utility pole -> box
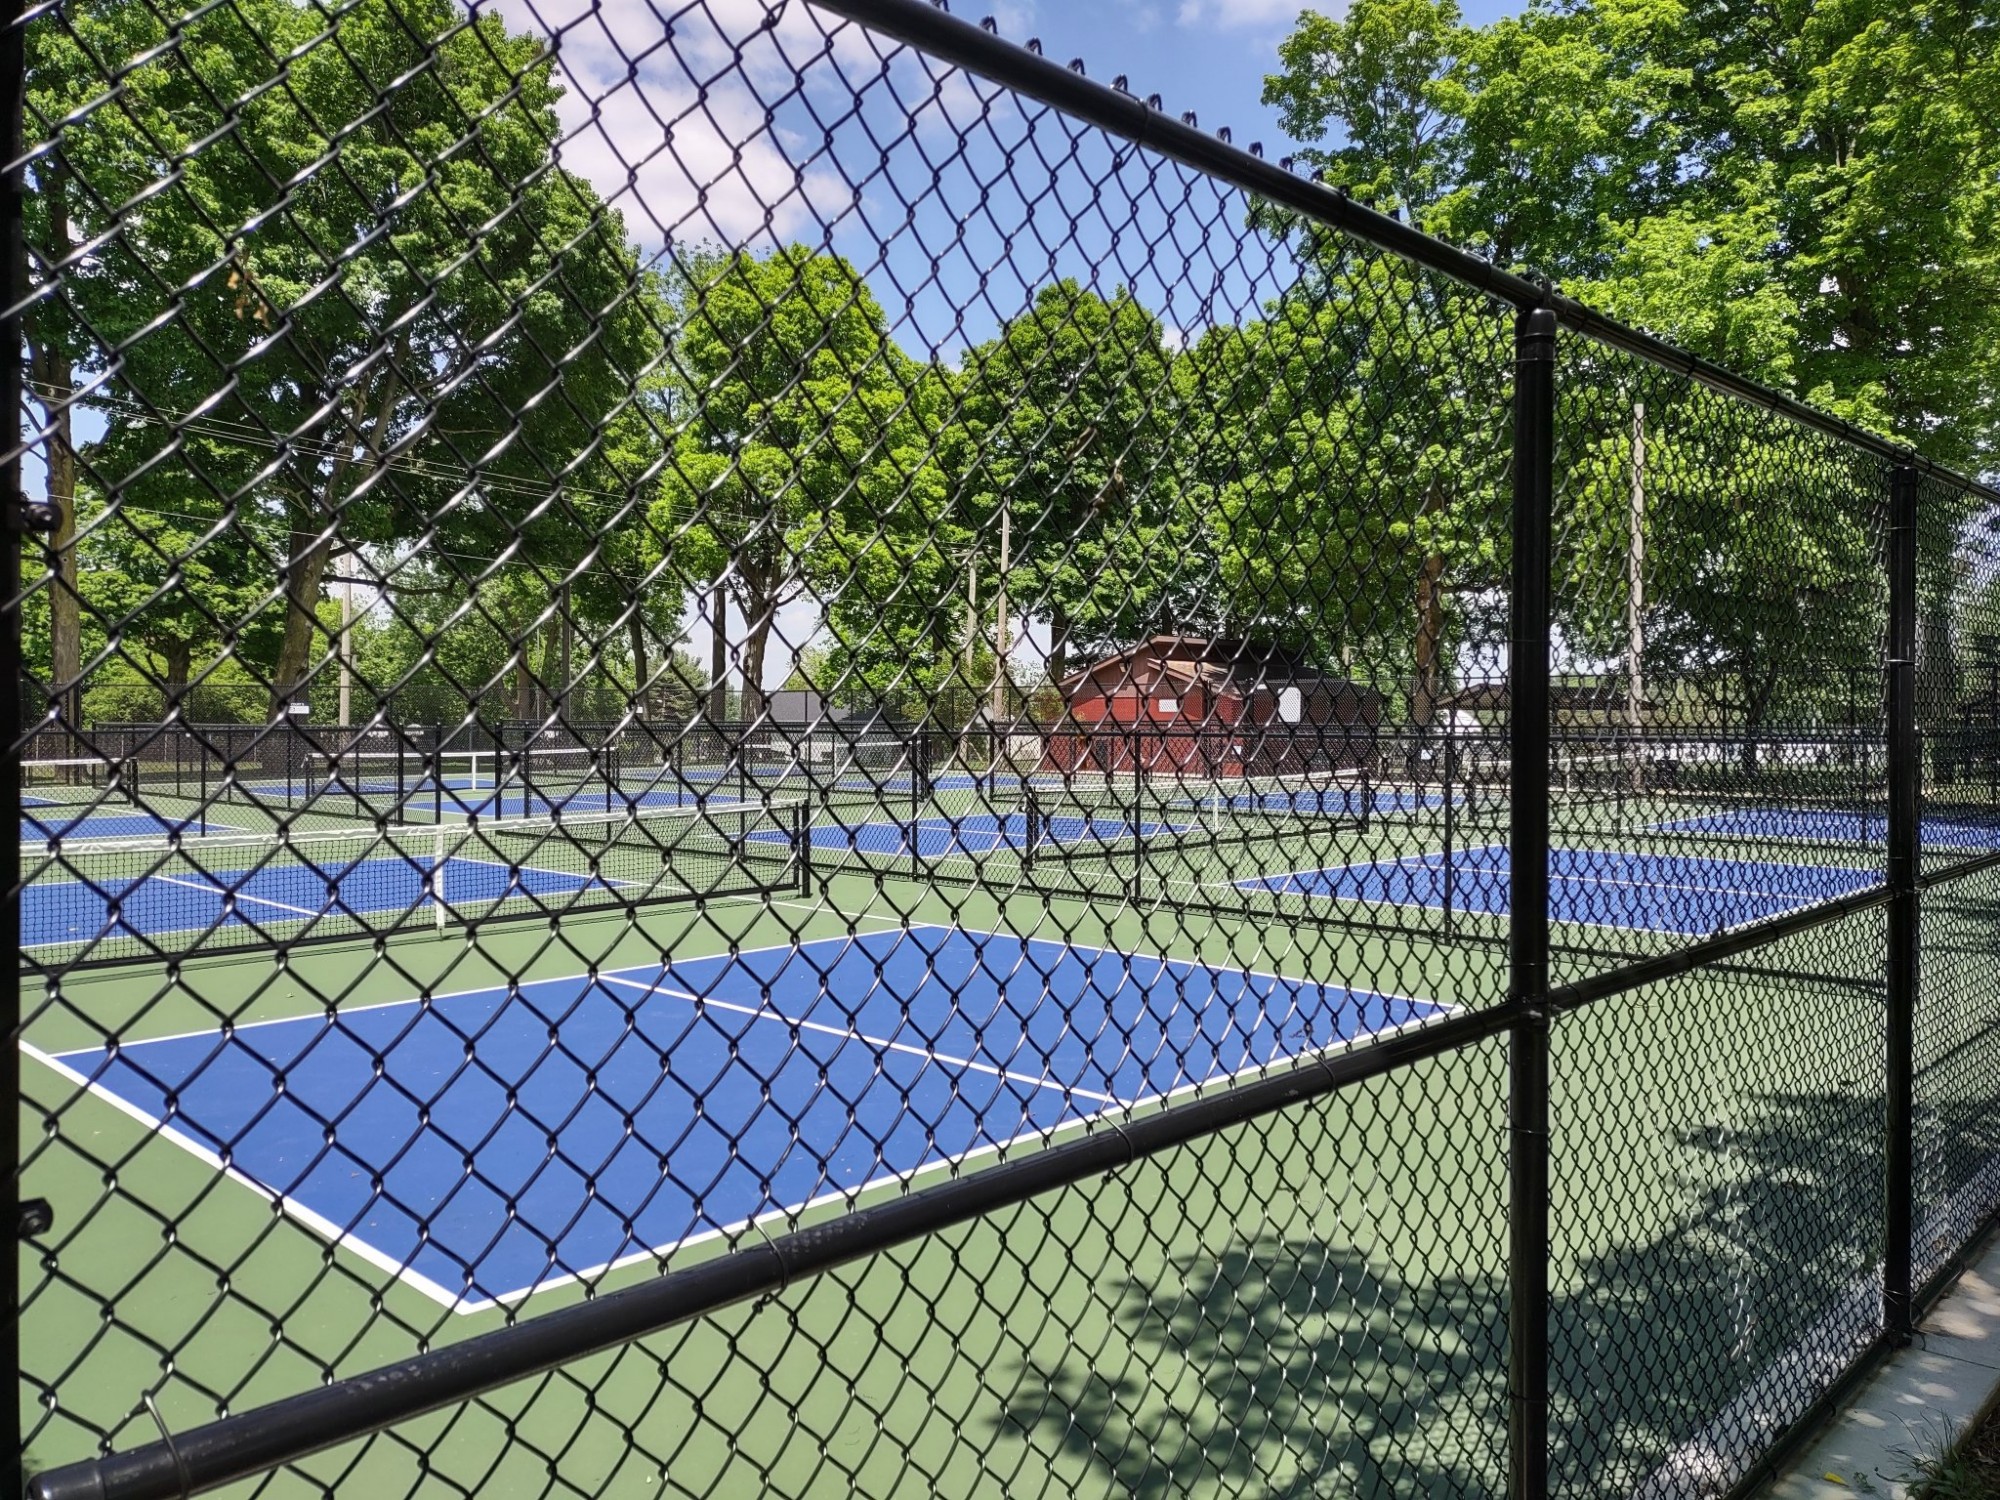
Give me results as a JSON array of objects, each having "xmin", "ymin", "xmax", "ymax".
[
  {"xmin": 339, "ymin": 569, "xmax": 354, "ymax": 727},
  {"xmin": 1628, "ymin": 401, "xmax": 1646, "ymax": 791},
  {"xmin": 991, "ymin": 497, "xmax": 1011, "ymax": 724},
  {"xmin": 964, "ymin": 557, "xmax": 978, "ymax": 672}
]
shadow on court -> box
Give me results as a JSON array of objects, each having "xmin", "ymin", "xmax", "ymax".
[{"xmin": 989, "ymin": 1077, "xmax": 2000, "ymax": 1500}]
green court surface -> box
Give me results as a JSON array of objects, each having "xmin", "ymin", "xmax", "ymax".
[{"xmin": 20, "ymin": 781, "xmax": 2000, "ymax": 1496}]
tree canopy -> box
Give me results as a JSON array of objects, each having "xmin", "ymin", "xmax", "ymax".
[
  {"xmin": 23, "ymin": 0, "xmax": 1992, "ymax": 744},
  {"xmin": 1265, "ymin": 0, "xmax": 2000, "ymax": 468}
]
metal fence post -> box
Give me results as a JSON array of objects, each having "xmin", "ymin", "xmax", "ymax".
[
  {"xmin": 1884, "ymin": 464, "xmax": 1920, "ymax": 1344},
  {"xmin": 0, "ymin": 0, "xmax": 31, "ymax": 1483},
  {"xmin": 1509, "ymin": 304, "xmax": 1558, "ymax": 1500}
]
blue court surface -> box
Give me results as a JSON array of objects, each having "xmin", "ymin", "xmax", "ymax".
[
  {"xmin": 41, "ymin": 927, "xmax": 1446, "ymax": 1307},
  {"xmin": 1657, "ymin": 806, "xmax": 2000, "ymax": 850},
  {"xmin": 789, "ymin": 811, "xmax": 1187, "ymax": 858},
  {"xmin": 1242, "ymin": 845, "xmax": 1882, "ymax": 936},
  {"xmin": 22, "ymin": 811, "xmax": 241, "ymax": 842},
  {"xmin": 23, "ymin": 854, "xmax": 614, "ymax": 950},
  {"xmin": 1199, "ymin": 785, "xmax": 1449, "ymax": 818}
]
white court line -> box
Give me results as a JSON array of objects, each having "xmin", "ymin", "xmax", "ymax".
[
  {"xmin": 595, "ymin": 972, "xmax": 1120, "ymax": 1106},
  {"xmin": 34, "ymin": 921, "xmax": 1449, "ymax": 1313},
  {"xmin": 46, "ymin": 923, "xmax": 900, "ymax": 1057},
  {"xmin": 143, "ymin": 871, "xmax": 330, "ymax": 923},
  {"xmin": 22, "ymin": 1041, "xmax": 470, "ymax": 1311},
  {"xmin": 1236, "ymin": 845, "xmax": 1876, "ymax": 906}
]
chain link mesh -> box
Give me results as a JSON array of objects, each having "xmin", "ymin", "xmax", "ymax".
[{"xmin": 5, "ymin": 1, "xmax": 1995, "ymax": 1497}]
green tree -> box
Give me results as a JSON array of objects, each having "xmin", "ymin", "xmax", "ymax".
[
  {"xmin": 1264, "ymin": 0, "xmax": 2000, "ymax": 467},
  {"xmin": 72, "ymin": 493, "xmax": 283, "ymax": 705},
  {"xmin": 1552, "ymin": 376, "xmax": 1885, "ymax": 743},
  {"xmin": 1174, "ymin": 246, "xmax": 1512, "ymax": 717},
  {"xmin": 29, "ymin": 0, "xmax": 663, "ymax": 723},
  {"xmin": 950, "ymin": 282, "xmax": 1186, "ymax": 685},
  {"xmin": 652, "ymin": 245, "xmax": 940, "ymax": 721},
  {"xmin": 815, "ymin": 361, "xmax": 981, "ymax": 722}
]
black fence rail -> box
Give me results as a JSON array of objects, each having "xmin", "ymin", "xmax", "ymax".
[{"xmin": 6, "ymin": 2, "xmax": 1998, "ymax": 1498}]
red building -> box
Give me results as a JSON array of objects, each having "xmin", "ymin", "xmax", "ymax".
[{"xmin": 1043, "ymin": 635, "xmax": 1380, "ymax": 779}]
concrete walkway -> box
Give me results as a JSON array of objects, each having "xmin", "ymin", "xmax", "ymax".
[{"xmin": 1763, "ymin": 1228, "xmax": 2000, "ymax": 1499}]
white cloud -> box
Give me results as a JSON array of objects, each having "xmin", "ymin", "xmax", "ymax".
[
  {"xmin": 988, "ymin": 0, "xmax": 1037, "ymax": 37},
  {"xmin": 1174, "ymin": 0, "xmax": 1307, "ymax": 29},
  {"xmin": 486, "ymin": 1, "xmax": 875, "ymax": 246},
  {"xmin": 480, "ymin": 0, "xmax": 1023, "ymax": 249},
  {"xmin": 555, "ymin": 80, "xmax": 857, "ymax": 249}
]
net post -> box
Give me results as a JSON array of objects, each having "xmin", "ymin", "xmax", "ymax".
[
  {"xmin": 433, "ymin": 822, "xmax": 448, "ymax": 933},
  {"xmin": 1508, "ymin": 303, "xmax": 1557, "ymax": 1500},
  {"xmin": 1441, "ymin": 714, "xmax": 1456, "ymax": 939},
  {"xmin": 795, "ymin": 800, "xmax": 812, "ymax": 900},
  {"xmin": 396, "ymin": 730, "xmax": 410, "ymax": 822},
  {"xmin": 1884, "ymin": 463, "xmax": 1919, "ymax": 1345}
]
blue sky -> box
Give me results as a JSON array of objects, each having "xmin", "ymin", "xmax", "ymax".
[{"xmin": 971, "ymin": 0, "xmax": 1522, "ymax": 158}]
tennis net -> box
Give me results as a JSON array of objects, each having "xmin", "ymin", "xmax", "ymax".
[
  {"xmin": 23, "ymin": 799, "xmax": 808, "ymax": 969},
  {"xmin": 1458, "ymin": 747, "xmax": 1635, "ymax": 823},
  {"xmin": 198, "ymin": 744, "xmax": 628, "ymax": 818},
  {"xmin": 1003, "ymin": 768, "xmax": 1380, "ymax": 863},
  {"xmin": 21, "ymin": 756, "xmax": 141, "ymax": 810}
]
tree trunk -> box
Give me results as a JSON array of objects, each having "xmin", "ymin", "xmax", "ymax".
[
  {"xmin": 270, "ymin": 526, "xmax": 337, "ymax": 716},
  {"xmin": 536, "ymin": 610, "xmax": 564, "ymax": 725},
  {"xmin": 1741, "ymin": 659, "xmax": 1781, "ymax": 770},
  {"xmin": 556, "ymin": 585, "xmax": 573, "ymax": 723},
  {"xmin": 161, "ymin": 639, "xmax": 193, "ymax": 706},
  {"xmin": 1413, "ymin": 555, "xmax": 1445, "ymax": 727},
  {"xmin": 627, "ymin": 610, "xmax": 650, "ymax": 719},
  {"xmin": 1412, "ymin": 485, "xmax": 1448, "ymax": 729},
  {"xmin": 268, "ymin": 360, "xmax": 404, "ymax": 717},
  {"xmin": 38, "ymin": 366, "xmax": 80, "ymax": 731},
  {"xmin": 1049, "ymin": 605, "xmax": 1070, "ymax": 689},
  {"xmin": 25, "ymin": 163, "xmax": 80, "ymax": 731},
  {"xmin": 707, "ymin": 582, "xmax": 730, "ymax": 725},
  {"xmin": 739, "ymin": 583, "xmax": 772, "ymax": 725},
  {"xmin": 504, "ymin": 594, "xmax": 536, "ymax": 721}
]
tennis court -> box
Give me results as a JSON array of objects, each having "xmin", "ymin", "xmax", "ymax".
[
  {"xmin": 22, "ymin": 809, "xmax": 241, "ymax": 841},
  {"xmin": 32, "ymin": 926, "xmax": 1447, "ymax": 1308},
  {"xmin": 1242, "ymin": 845, "xmax": 1883, "ymax": 935},
  {"xmin": 22, "ymin": 851, "xmax": 618, "ymax": 951},
  {"xmin": 1655, "ymin": 805, "xmax": 2000, "ymax": 849},
  {"xmin": 21, "ymin": 803, "xmax": 810, "ymax": 964}
]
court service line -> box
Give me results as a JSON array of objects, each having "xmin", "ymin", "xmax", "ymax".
[
  {"xmin": 145, "ymin": 871, "xmax": 331, "ymax": 923},
  {"xmin": 594, "ymin": 972, "xmax": 1121, "ymax": 1106}
]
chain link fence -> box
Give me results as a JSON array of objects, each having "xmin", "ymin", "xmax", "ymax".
[{"xmin": 5, "ymin": 1, "xmax": 1997, "ymax": 1496}]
